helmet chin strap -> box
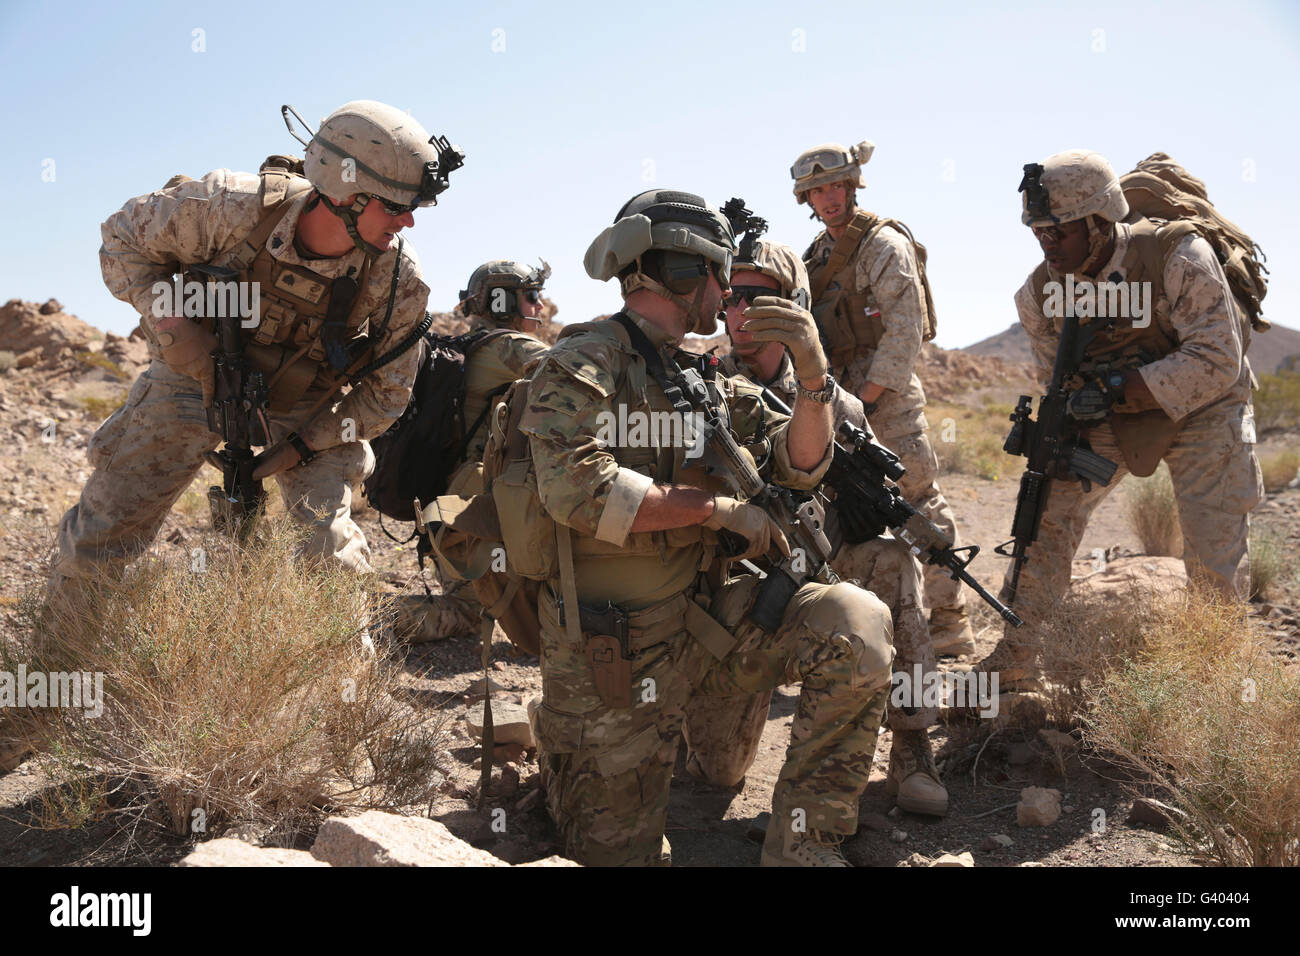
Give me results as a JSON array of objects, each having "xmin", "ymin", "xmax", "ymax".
[
  {"xmin": 1079, "ymin": 215, "xmax": 1115, "ymax": 277},
  {"xmin": 622, "ymin": 264, "xmax": 718, "ymax": 336},
  {"xmin": 318, "ymin": 192, "xmax": 387, "ymax": 258}
]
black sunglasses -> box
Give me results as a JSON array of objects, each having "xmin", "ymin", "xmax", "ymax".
[
  {"xmin": 724, "ymin": 286, "xmax": 778, "ymax": 307},
  {"xmin": 521, "ymin": 288, "xmax": 543, "ymax": 304},
  {"xmin": 369, "ymin": 194, "xmax": 416, "ymax": 217}
]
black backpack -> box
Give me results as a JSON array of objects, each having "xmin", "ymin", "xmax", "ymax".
[{"xmin": 365, "ymin": 328, "xmax": 511, "ymax": 523}]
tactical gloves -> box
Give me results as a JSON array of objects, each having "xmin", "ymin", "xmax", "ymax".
[
  {"xmin": 740, "ymin": 296, "xmax": 829, "ymax": 384},
  {"xmin": 155, "ymin": 315, "xmax": 217, "ymax": 406},
  {"xmin": 1066, "ymin": 378, "xmax": 1116, "ymax": 422},
  {"xmin": 704, "ymin": 495, "xmax": 791, "ymax": 562}
]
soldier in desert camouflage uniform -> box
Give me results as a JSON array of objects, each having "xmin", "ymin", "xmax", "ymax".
[
  {"xmin": 794, "ymin": 141, "xmax": 975, "ymax": 657},
  {"xmin": 420, "ymin": 260, "xmax": 552, "ymax": 640},
  {"xmin": 522, "ymin": 189, "xmax": 895, "ymax": 866},
  {"xmin": 684, "ymin": 235, "xmax": 946, "ymax": 816},
  {"xmin": 978, "ymin": 149, "xmax": 1265, "ymax": 691},
  {"xmin": 50, "ymin": 101, "xmax": 453, "ymax": 590}
]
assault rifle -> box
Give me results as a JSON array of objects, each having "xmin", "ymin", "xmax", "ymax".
[
  {"xmin": 995, "ymin": 308, "xmax": 1118, "ymax": 604},
  {"xmin": 698, "ymin": 396, "xmax": 839, "ymax": 633},
  {"xmin": 194, "ymin": 264, "xmax": 271, "ymax": 537},
  {"xmin": 760, "ymin": 388, "xmax": 1022, "ymax": 628}
]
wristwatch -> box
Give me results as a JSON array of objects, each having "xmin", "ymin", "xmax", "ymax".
[
  {"xmin": 796, "ymin": 373, "xmax": 837, "ymax": 405},
  {"xmin": 286, "ymin": 431, "xmax": 317, "ymax": 466}
]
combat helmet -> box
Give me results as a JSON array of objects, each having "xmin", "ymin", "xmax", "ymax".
[
  {"xmin": 1019, "ymin": 149, "xmax": 1127, "ymax": 274},
  {"xmin": 791, "ymin": 140, "xmax": 875, "ymax": 205},
  {"xmin": 1019, "ymin": 149, "xmax": 1128, "ymax": 227},
  {"xmin": 460, "ymin": 259, "xmax": 551, "ymax": 325},
  {"xmin": 296, "ymin": 100, "xmax": 464, "ymax": 256},
  {"xmin": 584, "ymin": 189, "xmax": 736, "ymax": 335}
]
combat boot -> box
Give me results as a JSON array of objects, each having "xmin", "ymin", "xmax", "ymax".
[
  {"xmin": 886, "ymin": 729, "xmax": 948, "ymax": 817},
  {"xmin": 972, "ymin": 631, "xmax": 1041, "ymax": 694},
  {"xmin": 761, "ymin": 820, "xmax": 850, "ymax": 867},
  {"xmin": 928, "ymin": 606, "xmax": 976, "ymax": 657}
]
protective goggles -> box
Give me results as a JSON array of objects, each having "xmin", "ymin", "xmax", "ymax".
[
  {"xmin": 521, "ymin": 288, "xmax": 544, "ymax": 304},
  {"xmin": 791, "ymin": 148, "xmax": 852, "ymax": 181}
]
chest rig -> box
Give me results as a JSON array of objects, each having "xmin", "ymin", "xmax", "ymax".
[
  {"xmin": 805, "ymin": 211, "xmax": 937, "ymax": 370},
  {"xmin": 1029, "ymin": 218, "xmax": 1196, "ymax": 379},
  {"xmin": 204, "ymin": 168, "xmax": 394, "ymax": 411}
]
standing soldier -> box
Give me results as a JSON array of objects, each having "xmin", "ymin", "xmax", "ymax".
[
  {"xmin": 794, "ymin": 141, "xmax": 974, "ymax": 657},
  {"xmin": 418, "ymin": 260, "xmax": 551, "ymax": 640},
  {"xmin": 520, "ymin": 189, "xmax": 895, "ymax": 866},
  {"xmin": 978, "ymin": 150, "xmax": 1264, "ymax": 692},
  {"xmin": 50, "ymin": 101, "xmax": 456, "ymax": 595},
  {"xmin": 684, "ymin": 232, "xmax": 946, "ymax": 816}
]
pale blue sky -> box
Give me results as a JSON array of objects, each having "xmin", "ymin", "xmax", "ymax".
[{"xmin": 1, "ymin": 0, "xmax": 1296, "ymax": 348}]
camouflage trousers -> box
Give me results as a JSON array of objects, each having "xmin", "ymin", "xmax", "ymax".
[
  {"xmin": 839, "ymin": 362, "xmax": 966, "ymax": 618},
  {"xmin": 684, "ymin": 537, "xmax": 933, "ymax": 787},
  {"xmin": 410, "ymin": 579, "xmax": 483, "ymax": 642},
  {"xmin": 994, "ymin": 398, "xmax": 1264, "ymax": 671},
  {"xmin": 534, "ymin": 574, "xmax": 894, "ymax": 866},
  {"xmin": 53, "ymin": 361, "xmax": 376, "ymax": 582}
]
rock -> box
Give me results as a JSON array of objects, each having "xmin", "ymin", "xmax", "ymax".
[
  {"xmin": 982, "ymin": 833, "xmax": 1014, "ymax": 850},
  {"xmin": 39, "ymin": 299, "xmax": 62, "ymax": 315},
  {"xmin": 493, "ymin": 742, "xmax": 527, "ymax": 764},
  {"xmin": 466, "ymin": 676, "xmax": 507, "ymax": 698},
  {"xmin": 466, "ymin": 700, "xmax": 535, "ymax": 748},
  {"xmin": 931, "ymin": 851, "xmax": 975, "ymax": 867},
  {"xmin": 518, "ymin": 855, "xmax": 579, "ymax": 867},
  {"xmin": 312, "ymin": 811, "xmax": 506, "ymax": 867},
  {"xmin": 180, "ymin": 838, "xmax": 328, "ymax": 867},
  {"xmin": 900, "ymin": 852, "xmax": 932, "ymax": 866},
  {"xmin": 890, "ymin": 829, "xmax": 909, "ymax": 843},
  {"xmin": 1037, "ymin": 728, "xmax": 1078, "ymax": 757},
  {"xmin": 1074, "ymin": 556, "xmax": 1188, "ymax": 603},
  {"xmin": 1128, "ymin": 797, "xmax": 1187, "ymax": 829},
  {"xmin": 1017, "ymin": 787, "xmax": 1062, "ymax": 827}
]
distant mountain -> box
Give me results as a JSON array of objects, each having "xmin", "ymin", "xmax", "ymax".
[{"xmin": 964, "ymin": 320, "xmax": 1300, "ymax": 376}]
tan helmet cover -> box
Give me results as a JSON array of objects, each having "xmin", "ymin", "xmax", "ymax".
[
  {"xmin": 304, "ymin": 100, "xmax": 441, "ymax": 207},
  {"xmin": 1022, "ymin": 149, "xmax": 1129, "ymax": 227},
  {"xmin": 460, "ymin": 259, "xmax": 551, "ymax": 321},
  {"xmin": 734, "ymin": 239, "xmax": 811, "ymax": 310},
  {"xmin": 792, "ymin": 140, "xmax": 874, "ymax": 203}
]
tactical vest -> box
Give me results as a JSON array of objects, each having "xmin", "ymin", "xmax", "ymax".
[
  {"xmin": 1027, "ymin": 218, "xmax": 1219, "ymax": 476},
  {"xmin": 805, "ymin": 212, "xmax": 938, "ymax": 369},
  {"xmin": 1028, "ymin": 218, "xmax": 1195, "ymax": 374},
  {"xmin": 206, "ymin": 164, "xmax": 383, "ymax": 411}
]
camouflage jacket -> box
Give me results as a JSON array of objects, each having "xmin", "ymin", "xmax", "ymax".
[
  {"xmin": 805, "ymin": 221, "xmax": 927, "ymax": 395},
  {"xmin": 99, "ymin": 168, "xmax": 430, "ymax": 451},
  {"xmin": 1015, "ymin": 225, "xmax": 1250, "ymax": 422},
  {"xmin": 463, "ymin": 315, "xmax": 548, "ymax": 462},
  {"xmin": 520, "ymin": 310, "xmax": 831, "ymax": 609}
]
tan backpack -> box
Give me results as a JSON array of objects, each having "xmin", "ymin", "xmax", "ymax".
[{"xmin": 1120, "ymin": 153, "xmax": 1270, "ymax": 332}]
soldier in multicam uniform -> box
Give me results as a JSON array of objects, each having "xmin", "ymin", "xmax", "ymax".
[
  {"xmin": 794, "ymin": 141, "xmax": 976, "ymax": 657},
  {"xmin": 683, "ymin": 234, "xmax": 947, "ymax": 816},
  {"xmin": 420, "ymin": 260, "xmax": 552, "ymax": 640},
  {"xmin": 50, "ymin": 101, "xmax": 450, "ymax": 592},
  {"xmin": 977, "ymin": 149, "xmax": 1265, "ymax": 692},
  {"xmin": 522, "ymin": 189, "xmax": 895, "ymax": 866}
]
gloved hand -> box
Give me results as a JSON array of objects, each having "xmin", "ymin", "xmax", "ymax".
[
  {"xmin": 155, "ymin": 315, "xmax": 217, "ymax": 406},
  {"xmin": 703, "ymin": 495, "xmax": 791, "ymax": 562},
  {"xmin": 740, "ymin": 296, "xmax": 829, "ymax": 384},
  {"xmin": 1066, "ymin": 379, "xmax": 1115, "ymax": 422}
]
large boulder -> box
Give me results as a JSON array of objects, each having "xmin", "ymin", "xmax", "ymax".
[{"xmin": 180, "ymin": 838, "xmax": 328, "ymax": 867}]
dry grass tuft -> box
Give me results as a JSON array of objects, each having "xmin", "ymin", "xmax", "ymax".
[
  {"xmin": 1259, "ymin": 449, "xmax": 1299, "ymax": 493},
  {"xmin": 1123, "ymin": 464, "xmax": 1183, "ymax": 557},
  {"xmin": 4, "ymin": 517, "xmax": 447, "ymax": 844},
  {"xmin": 1084, "ymin": 589, "xmax": 1300, "ymax": 865}
]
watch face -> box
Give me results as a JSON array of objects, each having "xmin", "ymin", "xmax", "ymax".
[{"xmin": 1108, "ymin": 372, "xmax": 1126, "ymax": 389}]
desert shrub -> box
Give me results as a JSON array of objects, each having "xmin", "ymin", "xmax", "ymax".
[
  {"xmin": 75, "ymin": 350, "xmax": 130, "ymax": 381},
  {"xmin": 1249, "ymin": 526, "xmax": 1288, "ymax": 600},
  {"xmin": 5, "ymin": 518, "xmax": 447, "ymax": 842},
  {"xmin": 1259, "ymin": 449, "xmax": 1299, "ymax": 492},
  {"xmin": 930, "ymin": 400, "xmax": 1012, "ymax": 481},
  {"xmin": 77, "ymin": 392, "xmax": 127, "ymax": 421},
  {"xmin": 1254, "ymin": 372, "xmax": 1300, "ymax": 432},
  {"xmin": 0, "ymin": 350, "xmax": 16, "ymax": 373},
  {"xmin": 1085, "ymin": 590, "xmax": 1300, "ymax": 866},
  {"xmin": 1123, "ymin": 463, "xmax": 1183, "ymax": 557}
]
